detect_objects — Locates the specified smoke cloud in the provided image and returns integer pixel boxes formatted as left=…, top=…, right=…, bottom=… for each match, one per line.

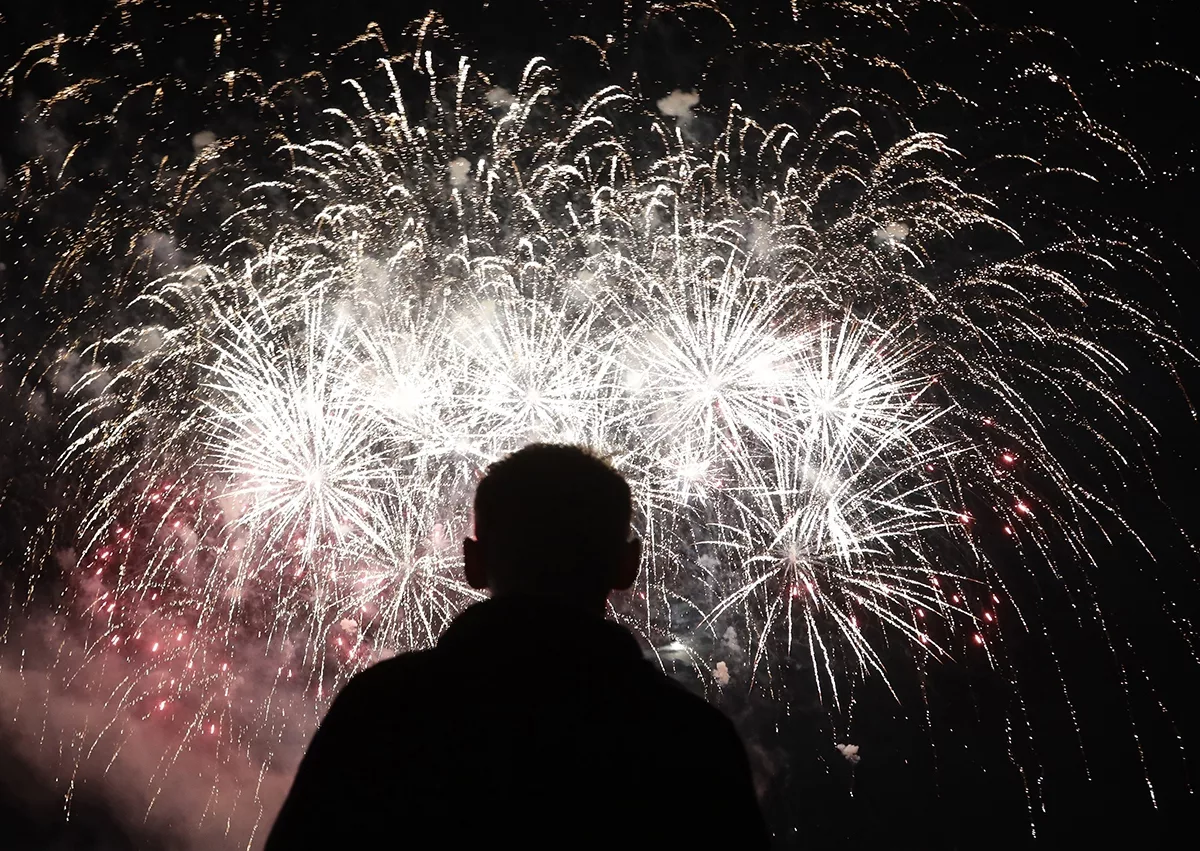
left=192, top=130, right=218, bottom=154
left=0, top=611, right=314, bottom=850
left=656, top=89, right=700, bottom=124
left=486, top=87, right=515, bottom=108
left=872, top=221, right=910, bottom=245
left=448, top=156, right=471, bottom=188
left=836, top=743, right=861, bottom=765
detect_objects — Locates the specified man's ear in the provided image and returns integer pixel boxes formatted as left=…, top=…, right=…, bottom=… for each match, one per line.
left=611, top=536, right=641, bottom=591
left=463, top=537, right=489, bottom=590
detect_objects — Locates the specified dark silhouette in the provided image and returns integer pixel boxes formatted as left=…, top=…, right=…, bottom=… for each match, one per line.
left=265, top=444, right=769, bottom=848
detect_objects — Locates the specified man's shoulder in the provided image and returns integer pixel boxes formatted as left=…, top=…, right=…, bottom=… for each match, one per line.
left=339, top=647, right=444, bottom=700
left=631, top=665, right=741, bottom=732
left=366, top=647, right=441, bottom=674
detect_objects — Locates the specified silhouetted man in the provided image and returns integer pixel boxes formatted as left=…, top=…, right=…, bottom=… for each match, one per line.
left=266, top=444, right=769, bottom=848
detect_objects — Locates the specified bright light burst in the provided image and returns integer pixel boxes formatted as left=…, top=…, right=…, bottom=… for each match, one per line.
left=2, top=0, right=1194, bottom=841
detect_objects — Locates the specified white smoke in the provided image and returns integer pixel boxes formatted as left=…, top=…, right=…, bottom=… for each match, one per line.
left=486, top=86, right=515, bottom=108
left=430, top=522, right=451, bottom=551
left=52, top=351, right=83, bottom=393
left=27, top=388, right=49, bottom=419
left=721, top=625, right=742, bottom=655
left=132, top=326, right=164, bottom=356
left=52, top=350, right=110, bottom=397
left=166, top=518, right=200, bottom=553
left=656, top=89, right=700, bottom=124
left=0, top=615, right=301, bottom=850
left=713, top=660, right=731, bottom=686
left=872, top=221, right=910, bottom=245
left=836, top=743, right=861, bottom=765
left=215, top=488, right=251, bottom=524
left=192, top=129, right=218, bottom=154
left=54, top=548, right=77, bottom=572
left=448, top=156, right=471, bottom=188
left=567, top=269, right=604, bottom=304
left=137, top=230, right=188, bottom=272
left=20, top=94, right=70, bottom=172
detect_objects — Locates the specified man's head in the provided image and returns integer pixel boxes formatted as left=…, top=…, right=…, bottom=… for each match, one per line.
left=464, top=444, right=640, bottom=611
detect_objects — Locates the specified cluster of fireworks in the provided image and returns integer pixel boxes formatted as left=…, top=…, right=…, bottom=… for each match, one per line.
left=2, top=0, right=1192, bottom=842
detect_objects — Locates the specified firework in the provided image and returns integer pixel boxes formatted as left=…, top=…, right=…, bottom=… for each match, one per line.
left=2, top=1, right=1192, bottom=843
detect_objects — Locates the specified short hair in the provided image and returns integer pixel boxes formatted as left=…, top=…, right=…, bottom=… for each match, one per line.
left=473, top=444, right=633, bottom=596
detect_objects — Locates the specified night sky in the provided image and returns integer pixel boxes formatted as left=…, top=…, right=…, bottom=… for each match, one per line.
left=2, top=2, right=1198, bottom=848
